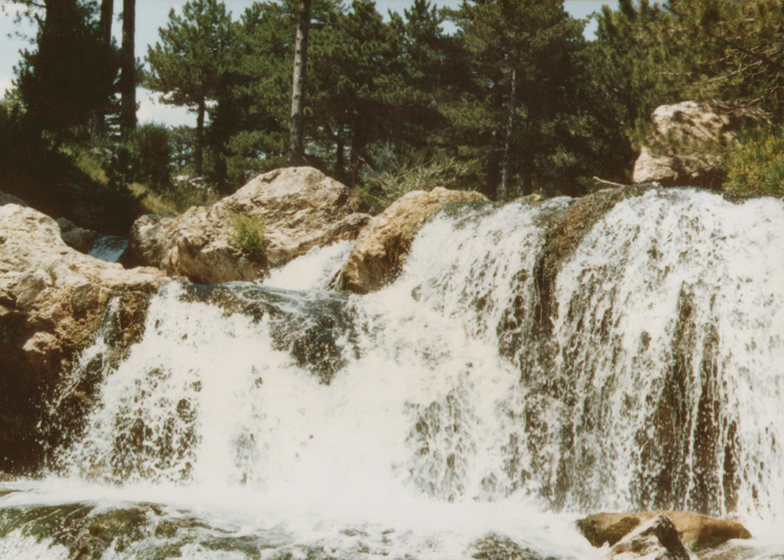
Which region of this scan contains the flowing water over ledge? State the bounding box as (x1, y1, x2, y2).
(1, 189, 783, 559)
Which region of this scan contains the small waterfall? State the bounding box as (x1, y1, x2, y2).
(2, 188, 783, 559)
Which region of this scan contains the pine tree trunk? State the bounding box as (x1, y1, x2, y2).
(120, 0, 136, 140)
(288, 0, 311, 166)
(195, 97, 205, 178)
(100, 0, 113, 45)
(93, 0, 113, 134)
(500, 68, 517, 203)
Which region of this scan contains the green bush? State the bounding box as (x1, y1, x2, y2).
(725, 133, 784, 198)
(106, 123, 173, 192)
(227, 213, 268, 262)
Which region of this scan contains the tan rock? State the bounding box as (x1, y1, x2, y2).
(0, 203, 168, 473)
(124, 167, 371, 284)
(340, 187, 487, 294)
(632, 101, 761, 188)
(602, 514, 690, 560)
(578, 511, 752, 552)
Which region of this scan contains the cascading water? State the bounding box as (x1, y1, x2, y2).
(1, 188, 783, 559)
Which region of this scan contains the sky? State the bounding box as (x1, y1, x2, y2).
(0, 0, 611, 128)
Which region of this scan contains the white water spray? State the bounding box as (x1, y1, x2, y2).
(2, 189, 783, 559)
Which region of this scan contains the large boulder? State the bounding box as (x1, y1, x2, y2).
(123, 167, 371, 284)
(600, 514, 690, 560)
(340, 187, 488, 294)
(632, 101, 758, 188)
(578, 511, 752, 552)
(0, 204, 168, 473)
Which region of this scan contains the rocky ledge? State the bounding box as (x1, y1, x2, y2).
(123, 167, 371, 284)
(340, 186, 488, 294)
(0, 204, 168, 473)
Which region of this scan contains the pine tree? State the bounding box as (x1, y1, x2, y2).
(120, 0, 136, 140)
(146, 0, 237, 177)
(14, 0, 118, 136)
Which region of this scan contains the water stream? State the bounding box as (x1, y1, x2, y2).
(1, 188, 782, 559)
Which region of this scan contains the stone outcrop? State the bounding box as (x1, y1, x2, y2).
(123, 167, 371, 284)
(56, 217, 99, 254)
(340, 187, 488, 294)
(632, 101, 759, 188)
(578, 511, 752, 552)
(599, 514, 690, 560)
(0, 204, 168, 474)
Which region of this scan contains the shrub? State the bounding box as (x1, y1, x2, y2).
(227, 213, 268, 262)
(725, 132, 784, 198)
(106, 123, 174, 192)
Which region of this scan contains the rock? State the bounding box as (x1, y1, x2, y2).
(56, 217, 99, 254)
(578, 511, 752, 552)
(0, 204, 168, 474)
(532, 184, 653, 337)
(340, 187, 488, 293)
(632, 101, 760, 188)
(600, 514, 690, 560)
(124, 167, 371, 284)
(0, 189, 28, 207)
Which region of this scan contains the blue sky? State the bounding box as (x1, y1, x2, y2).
(0, 0, 611, 127)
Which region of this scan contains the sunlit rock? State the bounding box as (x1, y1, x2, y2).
(0, 204, 167, 473)
(578, 511, 751, 552)
(632, 101, 760, 188)
(341, 186, 488, 293)
(123, 167, 371, 283)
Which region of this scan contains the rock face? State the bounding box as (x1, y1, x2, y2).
(340, 187, 488, 294)
(123, 167, 371, 284)
(0, 204, 168, 474)
(578, 511, 752, 552)
(632, 101, 757, 188)
(600, 514, 690, 560)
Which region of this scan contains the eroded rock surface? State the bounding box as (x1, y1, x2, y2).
(124, 167, 370, 283)
(0, 204, 168, 473)
(340, 187, 487, 294)
(578, 511, 752, 552)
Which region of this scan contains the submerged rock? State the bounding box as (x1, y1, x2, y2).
(599, 514, 690, 560)
(123, 167, 371, 283)
(0, 204, 168, 473)
(578, 511, 752, 552)
(341, 187, 488, 293)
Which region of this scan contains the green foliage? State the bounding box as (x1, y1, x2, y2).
(361, 155, 474, 212)
(106, 123, 173, 192)
(227, 213, 268, 261)
(725, 132, 784, 198)
(16, 0, 118, 136)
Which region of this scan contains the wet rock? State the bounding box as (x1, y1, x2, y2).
(472, 533, 555, 560)
(632, 101, 760, 188)
(600, 514, 690, 560)
(0, 204, 168, 474)
(532, 184, 652, 337)
(578, 511, 752, 552)
(124, 167, 371, 283)
(181, 283, 354, 384)
(341, 187, 488, 294)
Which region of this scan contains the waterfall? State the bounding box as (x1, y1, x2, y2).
(1, 188, 783, 559)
